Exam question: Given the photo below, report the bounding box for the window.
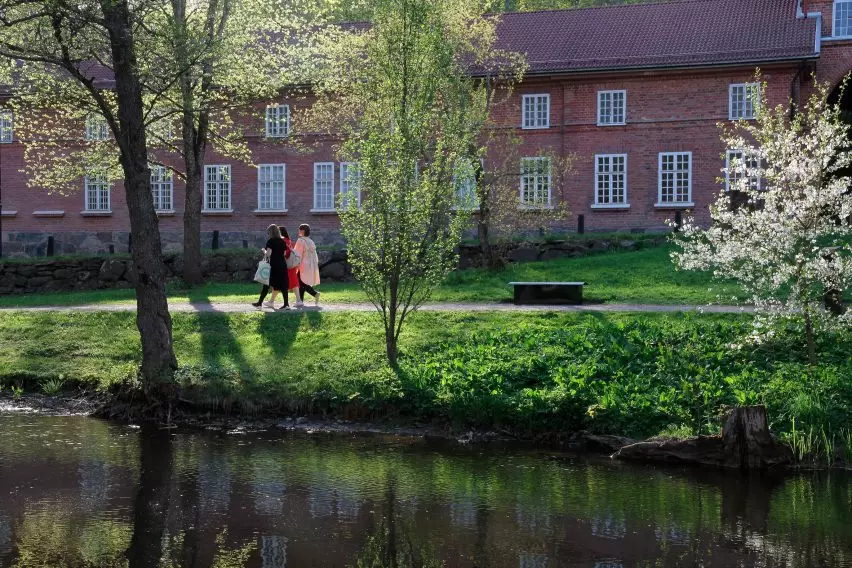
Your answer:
[84,113,109,141]
[729,83,760,120]
[313,162,335,211]
[204,165,231,211]
[84,172,110,212]
[265,104,290,138]
[835,0,852,37]
[520,157,551,207]
[453,159,480,210]
[725,149,761,192]
[594,154,628,206]
[597,90,626,126]
[658,152,692,206]
[0,111,13,143]
[340,162,362,209]
[150,166,174,211]
[521,94,550,129]
[258,164,286,211]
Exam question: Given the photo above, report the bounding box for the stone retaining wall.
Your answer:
[0,236,666,295]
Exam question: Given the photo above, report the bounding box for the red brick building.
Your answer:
[0,0,850,256]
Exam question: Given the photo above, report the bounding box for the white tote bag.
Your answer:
[254,257,271,285]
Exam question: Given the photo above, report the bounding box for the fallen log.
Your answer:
[613,406,791,469]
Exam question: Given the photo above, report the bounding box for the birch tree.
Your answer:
[672,80,852,364]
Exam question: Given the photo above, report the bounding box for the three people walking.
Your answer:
[253,223,321,310]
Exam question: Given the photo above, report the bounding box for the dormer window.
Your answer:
[834,0,852,37]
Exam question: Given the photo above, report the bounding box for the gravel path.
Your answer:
[0,300,753,314]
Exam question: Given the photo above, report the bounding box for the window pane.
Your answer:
[314,163,334,210]
[0,112,12,143]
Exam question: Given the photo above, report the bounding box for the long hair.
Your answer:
[280,226,290,240]
[267,224,282,240]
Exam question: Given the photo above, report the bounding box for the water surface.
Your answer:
[0,415,849,567]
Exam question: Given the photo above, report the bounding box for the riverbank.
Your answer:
[2,310,850,458]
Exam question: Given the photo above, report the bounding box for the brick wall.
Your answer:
[2,26,851,256]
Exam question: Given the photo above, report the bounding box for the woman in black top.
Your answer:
[253,224,291,310]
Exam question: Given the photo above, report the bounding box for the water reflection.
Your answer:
[0,415,850,567]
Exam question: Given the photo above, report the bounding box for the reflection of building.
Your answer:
[197,453,232,515]
[253,481,286,517]
[78,460,109,512]
[515,504,551,533]
[260,535,287,568]
[450,498,477,529]
[518,552,549,568]
[308,487,335,518]
[593,561,624,568]
[0,516,10,552]
[590,512,627,540]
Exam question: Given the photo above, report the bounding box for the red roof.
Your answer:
[494,0,818,74]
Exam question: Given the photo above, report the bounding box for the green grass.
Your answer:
[1,310,849,438]
[0,246,747,308]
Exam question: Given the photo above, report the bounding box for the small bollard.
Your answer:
[243,239,248,249]
[46,236,55,257]
[212,230,220,250]
[577,214,585,234]
[109,244,115,254]
[674,210,683,232]
[128,233,133,253]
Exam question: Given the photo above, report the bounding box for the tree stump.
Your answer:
[721,406,791,469]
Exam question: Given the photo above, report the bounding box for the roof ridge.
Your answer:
[497,0,728,18]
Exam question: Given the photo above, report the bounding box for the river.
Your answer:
[0,414,849,567]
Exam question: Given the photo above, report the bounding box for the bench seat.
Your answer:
[509,281,586,305]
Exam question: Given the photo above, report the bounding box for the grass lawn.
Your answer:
[0,246,748,308]
[1,309,849,438]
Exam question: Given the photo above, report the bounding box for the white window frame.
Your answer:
[257,163,287,212]
[725,149,761,192]
[521,94,550,129]
[597,90,627,126]
[0,111,13,143]
[340,162,362,209]
[728,83,760,120]
[519,157,552,208]
[150,166,174,212]
[834,0,852,38]
[84,171,111,212]
[265,104,291,138]
[592,154,628,208]
[452,158,481,211]
[312,162,335,212]
[203,165,232,212]
[656,152,693,207]
[84,113,109,141]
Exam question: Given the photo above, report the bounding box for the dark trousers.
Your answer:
[257,285,289,306]
[298,273,317,299]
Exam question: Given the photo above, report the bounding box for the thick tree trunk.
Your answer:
[385,324,399,369]
[100,0,178,390]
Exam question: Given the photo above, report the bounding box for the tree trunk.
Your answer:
[100,0,178,391]
[804,307,817,366]
[721,406,790,469]
[385,325,399,369]
[182,148,204,286]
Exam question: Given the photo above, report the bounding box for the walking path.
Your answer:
[0,300,753,314]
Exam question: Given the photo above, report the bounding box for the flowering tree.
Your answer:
[672,80,852,364]
[310,0,521,366]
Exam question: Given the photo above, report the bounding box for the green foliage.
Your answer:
[40,377,66,395]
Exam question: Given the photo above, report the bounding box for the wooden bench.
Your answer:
[509,281,586,305]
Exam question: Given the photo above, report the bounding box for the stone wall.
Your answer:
[0,248,354,295]
[0,235,666,296]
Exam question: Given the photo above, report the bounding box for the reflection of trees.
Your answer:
[349,476,443,568]
[197,452,232,516]
[126,424,173,568]
[259,535,287,568]
[518,552,549,568]
[78,460,110,512]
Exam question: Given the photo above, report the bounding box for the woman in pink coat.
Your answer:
[293,223,320,307]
